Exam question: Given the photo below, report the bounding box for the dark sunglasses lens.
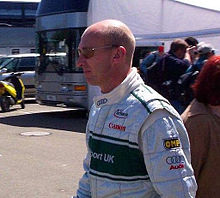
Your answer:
[78,48,94,58]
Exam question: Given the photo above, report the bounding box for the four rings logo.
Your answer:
[166,155,184,165]
[163,138,181,150]
[114,109,128,119]
[96,98,108,106]
[166,155,185,170]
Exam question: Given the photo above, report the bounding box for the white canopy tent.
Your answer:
[88,0,220,52]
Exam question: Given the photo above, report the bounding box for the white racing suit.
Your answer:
[74,68,197,198]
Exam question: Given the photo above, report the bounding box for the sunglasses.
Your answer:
[77,45,118,59]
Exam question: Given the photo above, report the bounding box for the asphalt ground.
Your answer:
[0,100,88,198]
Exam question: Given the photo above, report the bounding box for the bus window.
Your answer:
[72,28,85,72]
[37,30,68,74]
[37,28,85,74]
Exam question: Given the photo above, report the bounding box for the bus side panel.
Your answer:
[36,72,89,109]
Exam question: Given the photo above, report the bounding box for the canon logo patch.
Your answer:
[108,123,126,131]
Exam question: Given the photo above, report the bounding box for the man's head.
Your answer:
[197,42,215,57]
[184,37,199,62]
[170,39,189,59]
[77,19,135,93]
[184,37,198,47]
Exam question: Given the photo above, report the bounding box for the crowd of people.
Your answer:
[140,37,216,114]
[72,19,219,198]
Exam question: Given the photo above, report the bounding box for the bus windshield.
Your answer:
[37,28,85,74]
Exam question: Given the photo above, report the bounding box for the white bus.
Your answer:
[35,0,163,110]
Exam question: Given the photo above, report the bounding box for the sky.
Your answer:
[175,0,220,11]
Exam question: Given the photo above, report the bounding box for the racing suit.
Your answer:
[74,68,197,198]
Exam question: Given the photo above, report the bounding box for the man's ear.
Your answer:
[113,46,126,62]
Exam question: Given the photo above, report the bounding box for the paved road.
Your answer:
[0,100,88,198]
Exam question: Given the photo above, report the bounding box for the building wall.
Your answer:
[0,1,38,55]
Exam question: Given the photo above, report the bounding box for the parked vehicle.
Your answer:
[0,72,25,112]
[0,53,39,97]
[35,0,162,110]
[0,56,8,65]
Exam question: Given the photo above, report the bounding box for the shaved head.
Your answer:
[83,19,136,63]
[77,19,136,92]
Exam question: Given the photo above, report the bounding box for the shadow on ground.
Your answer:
[0,110,87,133]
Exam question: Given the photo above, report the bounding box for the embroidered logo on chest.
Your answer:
[114,109,128,119]
[96,98,108,106]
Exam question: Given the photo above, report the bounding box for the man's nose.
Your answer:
[76,55,85,68]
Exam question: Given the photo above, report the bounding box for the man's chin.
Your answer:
[86,78,98,86]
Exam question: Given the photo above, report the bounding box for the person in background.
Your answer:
[186,42,215,73]
[184,37,199,64]
[184,37,198,47]
[140,45,164,82]
[73,19,197,198]
[181,55,220,198]
[178,42,215,109]
[147,39,191,114]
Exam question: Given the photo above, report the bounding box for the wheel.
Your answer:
[20,101,25,109]
[0,97,10,112]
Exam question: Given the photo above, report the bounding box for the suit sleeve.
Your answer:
[140,109,197,198]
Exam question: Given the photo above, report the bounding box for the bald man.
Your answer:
[74,19,197,198]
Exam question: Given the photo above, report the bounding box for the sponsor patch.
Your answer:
[91,151,115,164]
[169,164,184,170]
[163,138,181,150]
[166,155,184,165]
[109,123,126,131]
[96,98,108,106]
[114,109,128,119]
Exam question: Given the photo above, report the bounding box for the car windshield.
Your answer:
[0,57,14,69]
[0,57,6,65]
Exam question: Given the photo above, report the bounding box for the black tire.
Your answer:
[21,101,25,109]
[0,97,10,112]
